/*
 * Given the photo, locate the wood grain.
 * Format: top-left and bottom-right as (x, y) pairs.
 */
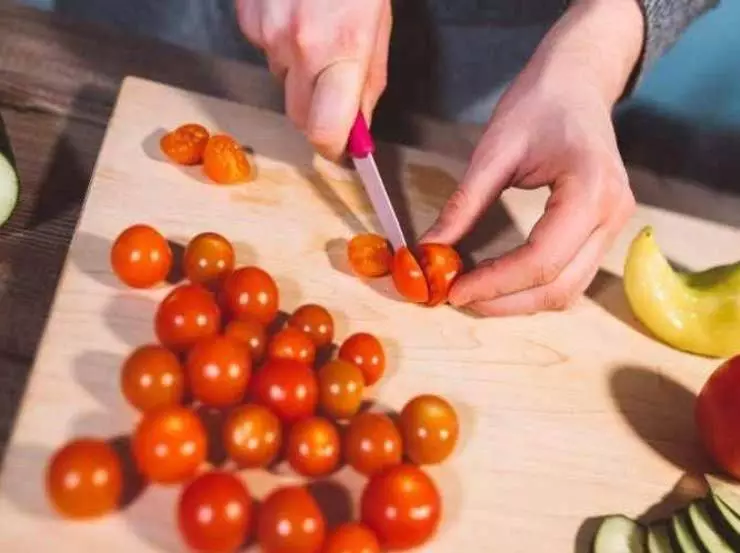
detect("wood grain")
(0, 75), (737, 552)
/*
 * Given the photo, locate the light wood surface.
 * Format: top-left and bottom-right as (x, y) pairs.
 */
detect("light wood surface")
(0, 75), (738, 552)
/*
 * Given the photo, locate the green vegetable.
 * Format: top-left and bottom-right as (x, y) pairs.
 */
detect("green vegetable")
(0, 112), (19, 227)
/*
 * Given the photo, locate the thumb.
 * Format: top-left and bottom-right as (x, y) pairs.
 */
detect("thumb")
(306, 60), (366, 161)
(421, 139), (519, 245)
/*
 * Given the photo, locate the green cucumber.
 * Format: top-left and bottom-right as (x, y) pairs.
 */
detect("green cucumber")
(708, 491), (740, 548)
(646, 522), (675, 552)
(0, 113), (19, 226)
(687, 500), (733, 552)
(593, 515), (647, 553)
(670, 510), (703, 553)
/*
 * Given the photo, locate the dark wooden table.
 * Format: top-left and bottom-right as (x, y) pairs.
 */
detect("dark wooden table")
(1, 0), (739, 458)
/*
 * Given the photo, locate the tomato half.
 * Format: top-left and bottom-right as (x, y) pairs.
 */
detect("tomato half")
(220, 267), (279, 326)
(111, 224), (172, 288)
(160, 123), (210, 165)
(120, 344), (185, 412)
(203, 135), (252, 184)
(186, 336), (251, 407)
(418, 243), (463, 306)
(257, 486), (326, 553)
(337, 333), (385, 386)
(344, 412), (402, 477)
(183, 232), (235, 285)
(285, 416), (340, 477)
(323, 523), (380, 553)
(347, 234), (393, 278)
(391, 247), (429, 304)
(250, 359), (318, 423)
(267, 327), (316, 366)
(399, 394), (459, 465)
(155, 284), (221, 352)
(287, 304), (334, 348)
(317, 359), (365, 420)
(223, 404), (282, 468)
(224, 317), (267, 364)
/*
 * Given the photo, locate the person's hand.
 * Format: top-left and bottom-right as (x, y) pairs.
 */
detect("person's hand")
(422, 0), (644, 317)
(235, 0), (392, 160)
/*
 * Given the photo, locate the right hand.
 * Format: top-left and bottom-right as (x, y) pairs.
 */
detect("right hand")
(235, 0), (392, 160)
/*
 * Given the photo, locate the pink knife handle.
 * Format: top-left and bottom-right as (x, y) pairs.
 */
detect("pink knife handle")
(347, 112), (375, 158)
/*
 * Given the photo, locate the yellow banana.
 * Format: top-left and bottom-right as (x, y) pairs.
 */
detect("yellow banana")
(623, 226), (740, 358)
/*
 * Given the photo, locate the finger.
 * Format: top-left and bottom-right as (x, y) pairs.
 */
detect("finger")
(448, 172), (606, 306)
(305, 59), (366, 160)
(284, 67), (313, 131)
(361, 1), (392, 124)
(420, 133), (521, 245)
(235, 0), (263, 47)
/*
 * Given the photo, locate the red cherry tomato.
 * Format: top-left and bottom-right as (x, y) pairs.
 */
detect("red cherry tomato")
(178, 471), (252, 552)
(361, 464), (442, 550)
(224, 317), (268, 364)
(287, 304), (334, 348)
(268, 327), (316, 366)
(399, 394), (459, 465)
(46, 439), (122, 519)
(344, 412), (402, 477)
(285, 416), (340, 477)
(257, 486), (326, 553)
(132, 406), (207, 484)
(337, 333), (385, 386)
(347, 234), (393, 278)
(183, 232), (235, 285)
(418, 243), (463, 306)
(111, 224), (172, 288)
(220, 267), (279, 325)
(391, 247), (429, 304)
(317, 360), (365, 420)
(186, 336), (251, 407)
(160, 123), (210, 165)
(323, 522), (380, 553)
(155, 283), (221, 352)
(696, 355), (740, 478)
(251, 359), (318, 423)
(203, 134), (252, 185)
(120, 344), (185, 412)
(223, 404), (282, 468)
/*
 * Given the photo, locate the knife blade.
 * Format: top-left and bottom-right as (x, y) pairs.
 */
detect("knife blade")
(346, 113), (407, 251)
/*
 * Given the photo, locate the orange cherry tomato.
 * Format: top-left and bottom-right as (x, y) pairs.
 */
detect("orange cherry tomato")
(178, 471), (252, 552)
(257, 486), (326, 553)
(285, 416), (340, 477)
(202, 134), (252, 184)
(399, 394), (459, 465)
(120, 344), (185, 412)
(186, 336), (251, 407)
(418, 243), (463, 306)
(160, 123), (210, 165)
(132, 406), (207, 484)
(317, 359), (365, 420)
(360, 464), (441, 550)
(111, 224), (172, 288)
(183, 232), (235, 285)
(344, 412), (402, 476)
(46, 439), (122, 519)
(224, 317), (268, 364)
(268, 327), (316, 366)
(391, 247), (429, 304)
(347, 234), (393, 278)
(155, 283), (221, 352)
(337, 333), (385, 386)
(220, 267), (279, 326)
(323, 522), (381, 553)
(251, 359), (318, 423)
(223, 404), (282, 468)
(287, 304), (334, 348)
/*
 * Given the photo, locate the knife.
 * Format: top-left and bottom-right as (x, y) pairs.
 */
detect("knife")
(346, 112), (407, 251)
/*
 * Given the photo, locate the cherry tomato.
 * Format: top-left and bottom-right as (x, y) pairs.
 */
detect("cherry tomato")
(223, 404), (282, 468)
(155, 283), (221, 352)
(696, 355), (740, 478)
(418, 243), (463, 306)
(111, 224), (172, 288)
(391, 247), (429, 304)
(224, 318), (267, 364)
(183, 232), (235, 285)
(120, 344), (185, 412)
(399, 394), (459, 465)
(257, 486), (326, 553)
(251, 359), (318, 423)
(203, 134), (252, 184)
(287, 304), (334, 348)
(361, 464), (441, 549)
(46, 439), (122, 519)
(160, 123), (210, 165)
(323, 523), (380, 553)
(347, 234), (393, 278)
(220, 267), (279, 326)
(285, 416), (340, 477)
(317, 359), (365, 420)
(186, 336), (251, 407)
(132, 406), (207, 484)
(268, 327), (316, 366)
(344, 412), (402, 476)
(337, 333), (385, 386)
(178, 471), (252, 552)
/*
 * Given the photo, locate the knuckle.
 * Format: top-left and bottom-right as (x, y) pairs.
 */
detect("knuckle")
(260, 25), (280, 51)
(530, 257), (562, 288)
(444, 189), (472, 219)
(541, 286), (570, 311)
(292, 27), (318, 58)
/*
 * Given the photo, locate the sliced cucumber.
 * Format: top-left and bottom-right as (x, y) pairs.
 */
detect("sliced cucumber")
(0, 114), (19, 226)
(646, 521), (675, 552)
(687, 500), (733, 552)
(670, 510), (703, 553)
(708, 491), (740, 548)
(593, 515), (647, 553)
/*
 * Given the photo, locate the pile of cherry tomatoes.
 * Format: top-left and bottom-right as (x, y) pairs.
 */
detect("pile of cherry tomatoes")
(45, 224), (460, 552)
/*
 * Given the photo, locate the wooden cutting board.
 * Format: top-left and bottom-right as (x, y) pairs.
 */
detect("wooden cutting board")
(0, 76), (738, 552)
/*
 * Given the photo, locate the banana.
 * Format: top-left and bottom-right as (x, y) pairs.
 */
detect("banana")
(623, 226), (740, 358)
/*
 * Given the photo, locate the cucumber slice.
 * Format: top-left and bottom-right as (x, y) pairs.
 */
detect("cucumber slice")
(593, 515), (647, 553)
(670, 511), (703, 553)
(708, 491), (740, 548)
(0, 114), (19, 226)
(687, 500), (733, 552)
(646, 522), (675, 552)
